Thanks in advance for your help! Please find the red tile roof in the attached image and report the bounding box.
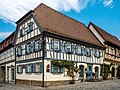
[33,3,103,48]
[90,22,120,48]
[0,31,15,52]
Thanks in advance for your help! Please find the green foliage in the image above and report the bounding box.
[51,60,79,80]
[101,63,112,80]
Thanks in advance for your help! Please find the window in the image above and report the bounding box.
[51,64,63,73]
[35,40,42,51]
[50,38,54,49]
[35,63,42,73]
[54,39,59,51]
[17,65,23,73]
[30,42,35,53]
[94,50,100,58]
[50,38,61,51]
[106,47,109,53]
[75,45,81,55]
[65,42,72,53]
[20,28,23,37]
[84,48,91,57]
[16,47,22,56]
[25,64,35,73]
[27,22,33,33]
[81,47,85,55]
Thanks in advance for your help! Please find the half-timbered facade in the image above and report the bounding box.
[89,22,120,78]
[14,3,105,86]
[0,32,15,82]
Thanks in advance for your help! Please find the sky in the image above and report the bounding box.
[0,0,120,42]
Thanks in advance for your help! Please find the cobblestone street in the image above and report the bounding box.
[0,79,120,90]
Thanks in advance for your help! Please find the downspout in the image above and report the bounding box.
[15,47,16,84]
[42,32,45,87]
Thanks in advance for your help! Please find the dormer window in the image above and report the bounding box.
[27,22,33,33]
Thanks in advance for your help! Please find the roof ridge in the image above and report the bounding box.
[33,3,85,26]
[90,22,120,47]
[91,22,117,38]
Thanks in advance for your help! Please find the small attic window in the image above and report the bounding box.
[27,22,33,33]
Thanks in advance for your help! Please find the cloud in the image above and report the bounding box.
[0,0,96,24]
[0,0,114,25]
[103,0,114,8]
[0,32,12,40]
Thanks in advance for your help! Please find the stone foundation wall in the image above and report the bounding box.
[16,79,70,87]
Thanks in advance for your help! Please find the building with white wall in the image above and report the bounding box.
[14,3,105,86]
[89,22,120,78]
[0,32,15,82]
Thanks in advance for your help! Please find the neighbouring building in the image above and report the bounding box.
[89,22,120,78]
[0,32,15,82]
[14,3,105,86]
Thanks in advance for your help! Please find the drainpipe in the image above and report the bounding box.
[42,33,45,87]
[15,47,16,84]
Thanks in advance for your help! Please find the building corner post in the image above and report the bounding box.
[42,32,45,87]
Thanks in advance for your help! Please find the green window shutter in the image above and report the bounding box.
[59,41,62,51]
[20,47,22,56]
[25,45,27,54]
[17,65,19,73]
[40,63,42,73]
[31,64,35,73]
[38,41,42,50]
[21,65,23,73]
[64,42,67,52]
[16,48,18,56]
[61,67,64,73]
[33,42,35,52]
[50,39,54,49]
[51,64,54,73]
[25,64,27,73]
[30,64,33,73]
[72,45,74,54]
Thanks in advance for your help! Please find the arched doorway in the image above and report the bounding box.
[112,67,115,77]
[79,65,84,79]
[95,67,99,79]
